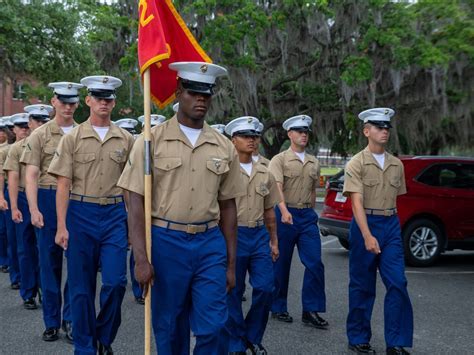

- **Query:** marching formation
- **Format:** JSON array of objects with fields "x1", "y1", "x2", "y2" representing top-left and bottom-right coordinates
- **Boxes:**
[{"x1": 0, "y1": 61, "x2": 413, "y2": 355}]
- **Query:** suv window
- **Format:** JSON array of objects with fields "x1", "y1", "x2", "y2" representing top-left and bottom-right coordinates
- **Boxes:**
[{"x1": 417, "y1": 163, "x2": 474, "y2": 189}]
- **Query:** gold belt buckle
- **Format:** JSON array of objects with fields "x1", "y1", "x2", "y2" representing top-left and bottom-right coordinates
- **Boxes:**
[
  {"x1": 99, "y1": 197, "x2": 108, "y2": 206},
  {"x1": 186, "y1": 224, "x2": 199, "y2": 234},
  {"x1": 297, "y1": 203, "x2": 303, "y2": 208},
  {"x1": 384, "y1": 209, "x2": 391, "y2": 217}
]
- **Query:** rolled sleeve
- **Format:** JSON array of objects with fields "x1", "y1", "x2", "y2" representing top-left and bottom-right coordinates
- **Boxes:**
[
  {"x1": 311, "y1": 163, "x2": 321, "y2": 190},
  {"x1": 3, "y1": 145, "x2": 21, "y2": 173},
  {"x1": 117, "y1": 136, "x2": 145, "y2": 196},
  {"x1": 398, "y1": 164, "x2": 407, "y2": 196},
  {"x1": 343, "y1": 159, "x2": 363, "y2": 196},
  {"x1": 47, "y1": 135, "x2": 73, "y2": 179},
  {"x1": 20, "y1": 131, "x2": 41, "y2": 167},
  {"x1": 269, "y1": 154, "x2": 284, "y2": 183}
]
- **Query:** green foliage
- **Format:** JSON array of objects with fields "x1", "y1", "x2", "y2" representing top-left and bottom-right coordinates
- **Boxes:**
[{"x1": 341, "y1": 56, "x2": 373, "y2": 86}]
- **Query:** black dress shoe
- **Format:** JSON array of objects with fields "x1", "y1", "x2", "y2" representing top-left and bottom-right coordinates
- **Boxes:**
[
  {"x1": 10, "y1": 282, "x2": 20, "y2": 290},
  {"x1": 249, "y1": 343, "x2": 268, "y2": 355},
  {"x1": 271, "y1": 311, "x2": 293, "y2": 323},
  {"x1": 62, "y1": 320, "x2": 74, "y2": 344},
  {"x1": 386, "y1": 347, "x2": 410, "y2": 355},
  {"x1": 43, "y1": 328, "x2": 59, "y2": 342},
  {"x1": 24, "y1": 298, "x2": 38, "y2": 310},
  {"x1": 135, "y1": 296, "x2": 145, "y2": 305},
  {"x1": 349, "y1": 343, "x2": 376, "y2": 354},
  {"x1": 98, "y1": 342, "x2": 114, "y2": 355},
  {"x1": 302, "y1": 311, "x2": 329, "y2": 329},
  {"x1": 0, "y1": 265, "x2": 8, "y2": 273},
  {"x1": 229, "y1": 352, "x2": 246, "y2": 355}
]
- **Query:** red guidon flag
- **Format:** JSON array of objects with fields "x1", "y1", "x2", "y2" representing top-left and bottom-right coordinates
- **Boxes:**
[{"x1": 138, "y1": 0, "x2": 212, "y2": 108}]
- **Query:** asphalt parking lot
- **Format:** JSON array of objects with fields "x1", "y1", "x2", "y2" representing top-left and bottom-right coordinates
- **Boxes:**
[{"x1": 0, "y1": 206, "x2": 473, "y2": 354}]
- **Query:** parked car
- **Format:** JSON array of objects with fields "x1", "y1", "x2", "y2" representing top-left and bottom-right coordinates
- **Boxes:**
[{"x1": 319, "y1": 156, "x2": 474, "y2": 266}]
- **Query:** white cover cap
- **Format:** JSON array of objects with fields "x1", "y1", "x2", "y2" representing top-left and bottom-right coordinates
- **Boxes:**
[
  {"x1": 80, "y1": 75, "x2": 122, "y2": 99},
  {"x1": 48, "y1": 82, "x2": 83, "y2": 103},
  {"x1": 282, "y1": 115, "x2": 312, "y2": 131},
  {"x1": 225, "y1": 116, "x2": 260, "y2": 137},
  {"x1": 11, "y1": 113, "x2": 30, "y2": 125},
  {"x1": 114, "y1": 118, "x2": 139, "y2": 130},
  {"x1": 358, "y1": 107, "x2": 394, "y2": 128},
  {"x1": 138, "y1": 114, "x2": 166, "y2": 127},
  {"x1": 24, "y1": 104, "x2": 53, "y2": 119},
  {"x1": 169, "y1": 62, "x2": 227, "y2": 85},
  {"x1": 173, "y1": 103, "x2": 179, "y2": 113}
]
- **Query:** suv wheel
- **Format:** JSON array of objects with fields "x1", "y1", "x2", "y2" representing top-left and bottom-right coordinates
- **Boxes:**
[
  {"x1": 338, "y1": 237, "x2": 350, "y2": 250},
  {"x1": 403, "y1": 218, "x2": 443, "y2": 267}
]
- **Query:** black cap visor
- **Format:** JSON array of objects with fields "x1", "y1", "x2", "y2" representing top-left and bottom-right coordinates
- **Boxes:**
[
  {"x1": 30, "y1": 114, "x2": 50, "y2": 122},
  {"x1": 289, "y1": 126, "x2": 310, "y2": 133},
  {"x1": 181, "y1": 79, "x2": 215, "y2": 95},
  {"x1": 56, "y1": 93, "x2": 79, "y2": 104},
  {"x1": 89, "y1": 89, "x2": 116, "y2": 100},
  {"x1": 123, "y1": 128, "x2": 137, "y2": 134},
  {"x1": 14, "y1": 123, "x2": 29, "y2": 129},
  {"x1": 367, "y1": 120, "x2": 392, "y2": 129},
  {"x1": 232, "y1": 130, "x2": 260, "y2": 138}
]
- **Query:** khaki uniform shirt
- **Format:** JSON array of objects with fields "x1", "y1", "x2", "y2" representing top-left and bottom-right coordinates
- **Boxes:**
[
  {"x1": 237, "y1": 162, "x2": 280, "y2": 224},
  {"x1": 269, "y1": 149, "x2": 320, "y2": 205},
  {"x1": 0, "y1": 144, "x2": 11, "y2": 178},
  {"x1": 20, "y1": 119, "x2": 75, "y2": 186},
  {"x1": 343, "y1": 147, "x2": 406, "y2": 210},
  {"x1": 117, "y1": 116, "x2": 245, "y2": 223},
  {"x1": 3, "y1": 139, "x2": 27, "y2": 188},
  {"x1": 254, "y1": 154, "x2": 270, "y2": 167},
  {"x1": 48, "y1": 119, "x2": 134, "y2": 197}
]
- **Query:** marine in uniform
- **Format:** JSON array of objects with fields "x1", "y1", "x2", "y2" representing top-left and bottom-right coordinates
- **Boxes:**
[
  {"x1": 252, "y1": 122, "x2": 270, "y2": 167},
  {"x1": 269, "y1": 115, "x2": 328, "y2": 328},
  {"x1": 343, "y1": 108, "x2": 413, "y2": 355},
  {"x1": 0, "y1": 115, "x2": 27, "y2": 290},
  {"x1": 4, "y1": 107, "x2": 50, "y2": 309},
  {"x1": 0, "y1": 118, "x2": 11, "y2": 273},
  {"x1": 118, "y1": 62, "x2": 244, "y2": 354},
  {"x1": 128, "y1": 114, "x2": 167, "y2": 305},
  {"x1": 48, "y1": 76, "x2": 134, "y2": 355},
  {"x1": 21, "y1": 82, "x2": 82, "y2": 342},
  {"x1": 222, "y1": 117, "x2": 280, "y2": 355}
]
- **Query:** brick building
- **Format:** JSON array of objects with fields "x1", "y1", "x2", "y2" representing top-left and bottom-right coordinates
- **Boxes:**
[{"x1": 0, "y1": 77, "x2": 42, "y2": 116}]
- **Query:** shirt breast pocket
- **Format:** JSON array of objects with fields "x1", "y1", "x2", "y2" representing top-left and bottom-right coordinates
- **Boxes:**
[
  {"x1": 43, "y1": 146, "x2": 56, "y2": 156},
  {"x1": 154, "y1": 157, "x2": 182, "y2": 191},
  {"x1": 74, "y1": 153, "x2": 96, "y2": 180},
  {"x1": 362, "y1": 178, "x2": 380, "y2": 202},
  {"x1": 255, "y1": 184, "x2": 270, "y2": 204},
  {"x1": 109, "y1": 151, "x2": 127, "y2": 164},
  {"x1": 205, "y1": 159, "x2": 229, "y2": 193}
]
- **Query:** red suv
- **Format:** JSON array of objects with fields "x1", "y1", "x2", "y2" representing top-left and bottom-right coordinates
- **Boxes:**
[{"x1": 319, "y1": 156, "x2": 474, "y2": 266}]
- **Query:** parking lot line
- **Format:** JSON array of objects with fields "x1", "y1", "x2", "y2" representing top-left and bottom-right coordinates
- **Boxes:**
[
  {"x1": 322, "y1": 237, "x2": 338, "y2": 246},
  {"x1": 405, "y1": 270, "x2": 474, "y2": 275}
]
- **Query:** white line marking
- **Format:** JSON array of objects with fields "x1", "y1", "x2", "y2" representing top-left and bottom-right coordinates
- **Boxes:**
[
  {"x1": 322, "y1": 237, "x2": 338, "y2": 246},
  {"x1": 406, "y1": 271, "x2": 474, "y2": 275}
]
